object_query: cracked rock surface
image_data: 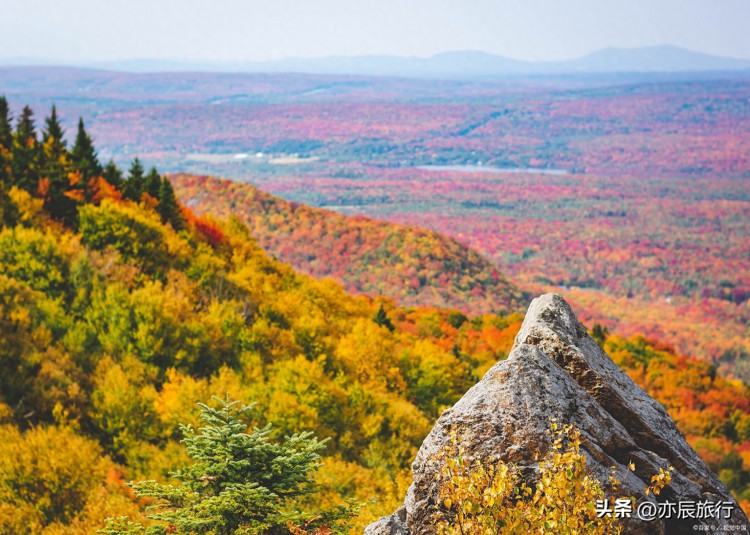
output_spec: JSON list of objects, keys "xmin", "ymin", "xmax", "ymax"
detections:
[{"xmin": 366, "ymin": 294, "xmax": 749, "ymax": 535}]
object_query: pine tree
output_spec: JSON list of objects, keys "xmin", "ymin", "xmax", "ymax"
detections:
[
  {"xmin": 123, "ymin": 158, "xmax": 145, "ymax": 201},
  {"xmin": 373, "ymin": 304, "xmax": 395, "ymax": 332},
  {"xmin": 71, "ymin": 117, "xmax": 102, "ymax": 182},
  {"xmin": 12, "ymin": 105, "xmax": 40, "ymax": 192},
  {"xmin": 0, "ymin": 179, "xmax": 17, "ymax": 228},
  {"xmin": 591, "ymin": 323, "xmax": 610, "ymax": 347},
  {"xmin": 0, "ymin": 96, "xmax": 12, "ymax": 149},
  {"xmin": 41, "ymin": 105, "xmax": 79, "ymax": 226},
  {"xmin": 100, "ymin": 396, "xmax": 360, "ymax": 535},
  {"xmin": 102, "ymin": 160, "xmax": 123, "ymax": 189},
  {"xmin": 144, "ymin": 166, "xmax": 161, "ymax": 199},
  {"xmin": 0, "ymin": 97, "xmax": 12, "ymax": 184},
  {"xmin": 157, "ymin": 176, "xmax": 184, "ymax": 230},
  {"xmin": 42, "ymin": 105, "xmax": 66, "ymax": 148}
]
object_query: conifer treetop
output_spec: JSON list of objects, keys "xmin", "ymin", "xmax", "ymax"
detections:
[{"xmin": 100, "ymin": 395, "xmax": 361, "ymax": 535}]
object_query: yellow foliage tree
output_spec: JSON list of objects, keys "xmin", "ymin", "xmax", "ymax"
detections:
[{"xmin": 0, "ymin": 424, "xmax": 142, "ymax": 534}]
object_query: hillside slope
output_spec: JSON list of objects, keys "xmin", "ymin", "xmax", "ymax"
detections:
[
  {"xmin": 0, "ymin": 185, "xmax": 526, "ymax": 532},
  {"xmin": 170, "ymin": 173, "xmax": 525, "ymax": 315}
]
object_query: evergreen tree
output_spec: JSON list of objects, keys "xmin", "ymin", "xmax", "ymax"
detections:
[
  {"xmin": 0, "ymin": 96, "xmax": 12, "ymax": 149},
  {"xmin": 102, "ymin": 160, "xmax": 123, "ymax": 189},
  {"xmin": 71, "ymin": 117, "xmax": 102, "ymax": 182},
  {"xmin": 157, "ymin": 176, "xmax": 184, "ymax": 230},
  {"xmin": 12, "ymin": 105, "xmax": 40, "ymax": 192},
  {"xmin": 144, "ymin": 166, "xmax": 162, "ymax": 199},
  {"xmin": 591, "ymin": 323, "xmax": 610, "ymax": 347},
  {"xmin": 100, "ymin": 396, "xmax": 359, "ymax": 535},
  {"xmin": 373, "ymin": 304, "xmax": 395, "ymax": 332},
  {"xmin": 0, "ymin": 179, "xmax": 17, "ymax": 228},
  {"xmin": 41, "ymin": 105, "xmax": 79, "ymax": 226},
  {"xmin": 0, "ymin": 97, "xmax": 12, "ymax": 184},
  {"xmin": 42, "ymin": 105, "xmax": 66, "ymax": 148},
  {"xmin": 123, "ymin": 158, "xmax": 145, "ymax": 201}
]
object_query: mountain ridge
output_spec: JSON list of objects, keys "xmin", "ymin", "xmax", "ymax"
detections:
[
  {"xmin": 3, "ymin": 45, "xmax": 749, "ymax": 77},
  {"xmin": 170, "ymin": 173, "xmax": 526, "ymax": 316}
]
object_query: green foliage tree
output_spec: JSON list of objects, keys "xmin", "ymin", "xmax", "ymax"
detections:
[
  {"xmin": 12, "ymin": 105, "xmax": 40, "ymax": 193},
  {"xmin": 373, "ymin": 304, "xmax": 395, "ymax": 332},
  {"xmin": 0, "ymin": 97, "xmax": 14, "ymax": 221},
  {"xmin": 41, "ymin": 105, "xmax": 80, "ymax": 226},
  {"xmin": 0, "ymin": 180, "xmax": 16, "ymax": 228},
  {"xmin": 103, "ymin": 160, "xmax": 124, "ymax": 189},
  {"xmin": 71, "ymin": 117, "xmax": 102, "ymax": 183},
  {"xmin": 42, "ymin": 105, "xmax": 66, "ymax": 148},
  {"xmin": 79, "ymin": 200, "xmax": 171, "ymax": 274},
  {"xmin": 591, "ymin": 323, "xmax": 610, "ymax": 347},
  {"xmin": 100, "ymin": 396, "xmax": 359, "ymax": 535},
  {"xmin": 124, "ymin": 158, "xmax": 145, "ymax": 201},
  {"xmin": 144, "ymin": 167, "xmax": 162, "ymax": 199},
  {"xmin": 0, "ymin": 225, "xmax": 71, "ymax": 299},
  {"xmin": 0, "ymin": 96, "xmax": 11, "ymax": 150},
  {"xmin": 91, "ymin": 357, "xmax": 160, "ymax": 458},
  {"xmin": 157, "ymin": 176, "xmax": 184, "ymax": 230},
  {"xmin": 446, "ymin": 311, "xmax": 468, "ymax": 329},
  {"xmin": 0, "ymin": 97, "xmax": 12, "ymax": 186}
]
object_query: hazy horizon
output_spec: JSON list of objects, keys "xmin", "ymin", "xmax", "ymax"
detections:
[
  {"xmin": 3, "ymin": 44, "xmax": 750, "ymax": 67},
  {"xmin": 3, "ymin": 0, "xmax": 750, "ymax": 64}
]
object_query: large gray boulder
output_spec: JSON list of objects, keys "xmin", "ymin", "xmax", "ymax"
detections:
[{"xmin": 366, "ymin": 294, "xmax": 749, "ymax": 534}]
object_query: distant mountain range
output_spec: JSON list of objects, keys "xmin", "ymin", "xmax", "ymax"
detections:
[{"xmin": 3, "ymin": 46, "xmax": 749, "ymax": 77}]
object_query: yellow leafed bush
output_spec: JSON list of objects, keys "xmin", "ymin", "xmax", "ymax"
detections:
[{"xmin": 433, "ymin": 422, "xmax": 629, "ymax": 535}]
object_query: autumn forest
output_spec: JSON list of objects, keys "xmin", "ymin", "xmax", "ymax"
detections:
[{"xmin": 0, "ymin": 66, "xmax": 748, "ymax": 534}]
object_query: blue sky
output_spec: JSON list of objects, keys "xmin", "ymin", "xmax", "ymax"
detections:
[{"xmin": 3, "ymin": 0, "xmax": 750, "ymax": 62}]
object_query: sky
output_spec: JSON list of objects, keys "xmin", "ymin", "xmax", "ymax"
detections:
[{"xmin": 2, "ymin": 0, "xmax": 750, "ymax": 63}]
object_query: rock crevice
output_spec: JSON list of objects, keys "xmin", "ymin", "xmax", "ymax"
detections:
[{"xmin": 366, "ymin": 294, "xmax": 750, "ymax": 535}]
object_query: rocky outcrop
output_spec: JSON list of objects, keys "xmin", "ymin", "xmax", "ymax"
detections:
[{"xmin": 367, "ymin": 294, "xmax": 750, "ymax": 534}]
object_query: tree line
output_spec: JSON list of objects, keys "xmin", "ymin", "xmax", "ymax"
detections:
[{"xmin": 0, "ymin": 97, "xmax": 182, "ymax": 230}]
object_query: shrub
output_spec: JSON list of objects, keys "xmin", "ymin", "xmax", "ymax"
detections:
[{"xmin": 433, "ymin": 421, "xmax": 671, "ymax": 535}]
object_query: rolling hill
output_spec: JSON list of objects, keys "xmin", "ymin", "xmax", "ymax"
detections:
[{"xmin": 170, "ymin": 173, "xmax": 525, "ymax": 315}]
